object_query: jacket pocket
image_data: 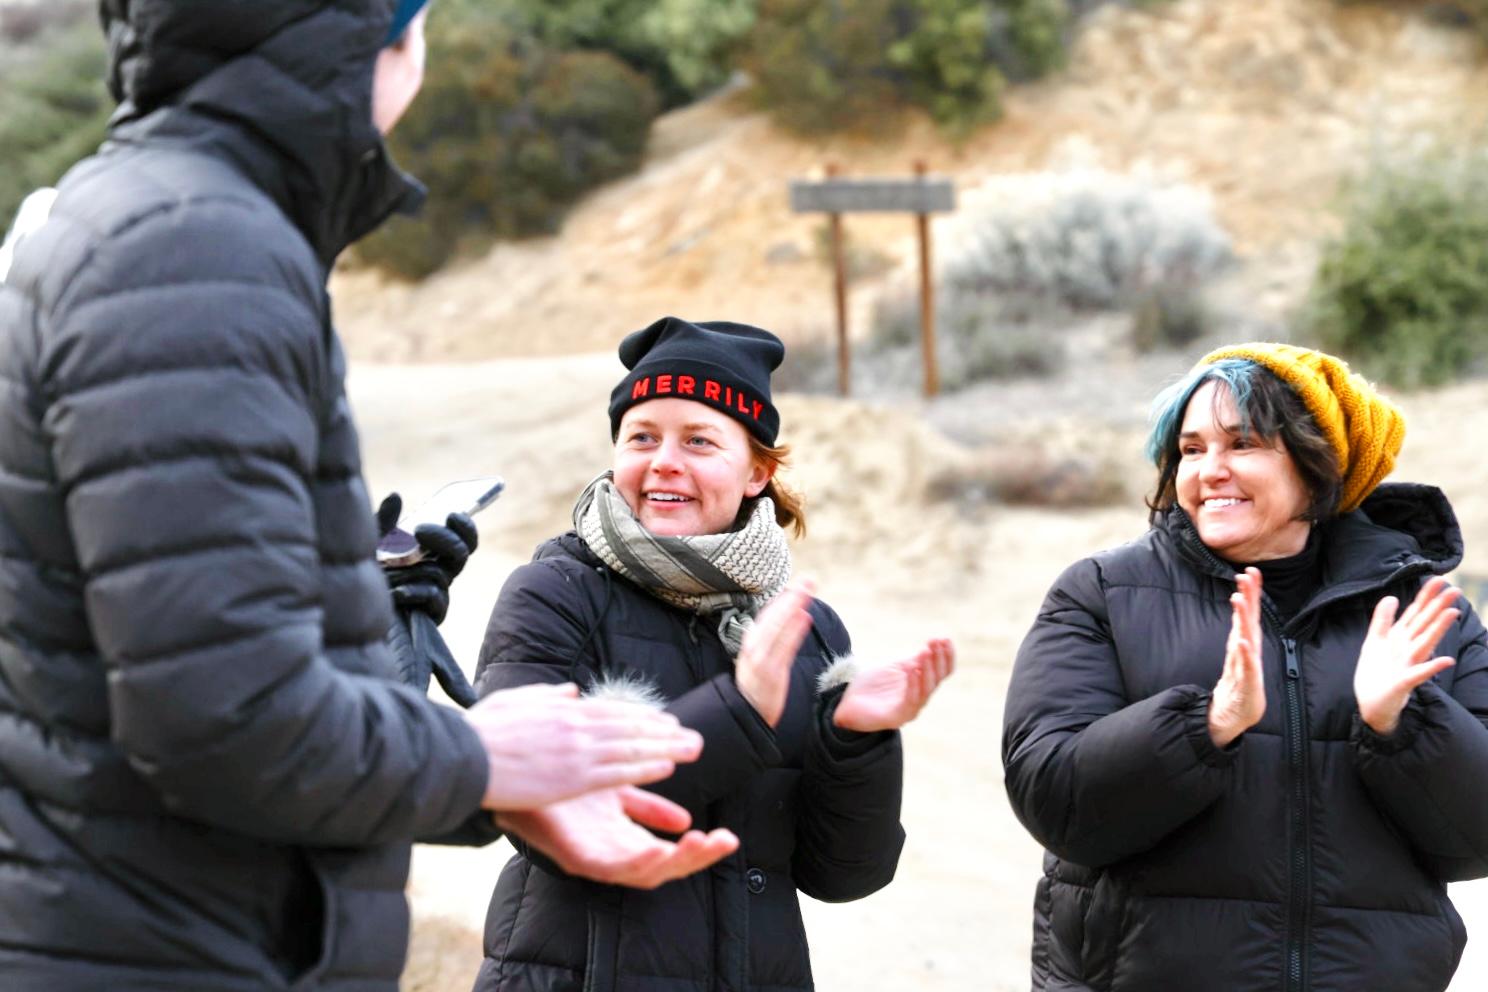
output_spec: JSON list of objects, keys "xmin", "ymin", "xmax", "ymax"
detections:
[{"xmin": 274, "ymin": 850, "xmax": 329, "ymax": 983}]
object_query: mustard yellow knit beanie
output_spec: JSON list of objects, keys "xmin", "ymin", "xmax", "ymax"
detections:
[{"xmin": 1198, "ymin": 343, "xmax": 1406, "ymax": 513}]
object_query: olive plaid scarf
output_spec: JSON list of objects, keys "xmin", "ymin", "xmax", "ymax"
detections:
[{"xmin": 572, "ymin": 473, "xmax": 792, "ymax": 656}]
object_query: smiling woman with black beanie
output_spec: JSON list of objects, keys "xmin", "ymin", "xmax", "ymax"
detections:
[{"xmin": 471, "ymin": 316, "xmax": 955, "ymax": 992}]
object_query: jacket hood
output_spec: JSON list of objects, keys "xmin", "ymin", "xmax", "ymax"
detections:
[
  {"xmin": 98, "ymin": 0, "xmax": 420, "ymax": 265},
  {"xmin": 1352, "ymin": 481, "xmax": 1463, "ymax": 573}
]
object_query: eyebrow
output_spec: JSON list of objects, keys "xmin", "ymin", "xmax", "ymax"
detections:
[
  {"xmin": 1179, "ymin": 424, "xmax": 1250, "ymax": 439},
  {"xmin": 624, "ymin": 420, "xmax": 724, "ymax": 434}
]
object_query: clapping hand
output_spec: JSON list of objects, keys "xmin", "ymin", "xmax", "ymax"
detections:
[
  {"xmin": 834, "ymin": 638, "xmax": 955, "ymax": 734},
  {"xmin": 734, "ymin": 580, "xmax": 815, "ymax": 728},
  {"xmin": 463, "ymin": 683, "xmax": 705, "ymax": 810},
  {"xmin": 497, "ymin": 786, "xmax": 738, "ymax": 890},
  {"xmin": 1208, "ymin": 567, "xmax": 1266, "ymax": 749},
  {"xmin": 1354, "ymin": 577, "xmax": 1460, "ymax": 735}
]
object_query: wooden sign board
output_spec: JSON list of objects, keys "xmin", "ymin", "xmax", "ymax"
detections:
[
  {"xmin": 789, "ymin": 167, "xmax": 956, "ymax": 398},
  {"xmin": 789, "ymin": 177, "xmax": 955, "ymax": 215}
]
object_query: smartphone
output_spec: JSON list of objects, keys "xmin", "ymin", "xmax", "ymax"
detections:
[{"xmin": 376, "ymin": 476, "xmax": 504, "ymax": 567}]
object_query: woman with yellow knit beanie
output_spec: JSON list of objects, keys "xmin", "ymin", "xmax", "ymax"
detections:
[{"xmin": 1003, "ymin": 343, "xmax": 1487, "ymax": 992}]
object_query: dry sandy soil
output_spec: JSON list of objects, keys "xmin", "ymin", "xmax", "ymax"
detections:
[{"xmin": 327, "ymin": 1, "xmax": 1488, "ymax": 988}]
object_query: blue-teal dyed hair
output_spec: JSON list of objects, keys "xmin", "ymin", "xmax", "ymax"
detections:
[
  {"xmin": 385, "ymin": 0, "xmax": 430, "ymax": 45},
  {"xmin": 1144, "ymin": 359, "xmax": 1261, "ymax": 466},
  {"xmin": 1144, "ymin": 358, "xmax": 1342, "ymax": 522}
]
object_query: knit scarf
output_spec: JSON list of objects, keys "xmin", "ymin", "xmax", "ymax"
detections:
[{"xmin": 572, "ymin": 473, "xmax": 792, "ymax": 657}]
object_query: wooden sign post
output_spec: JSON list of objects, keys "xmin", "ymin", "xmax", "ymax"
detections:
[{"xmin": 789, "ymin": 165, "xmax": 955, "ymax": 397}]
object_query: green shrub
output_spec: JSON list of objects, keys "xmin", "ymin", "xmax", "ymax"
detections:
[
  {"xmin": 1303, "ymin": 153, "xmax": 1488, "ymax": 388},
  {"xmin": 491, "ymin": 0, "xmax": 757, "ymax": 105},
  {"xmin": 745, "ymin": 0, "xmax": 905, "ymax": 135},
  {"xmin": 0, "ymin": 19, "xmax": 109, "ymax": 229},
  {"xmin": 1466, "ymin": 0, "xmax": 1488, "ymax": 30},
  {"xmin": 746, "ymin": 0, "xmax": 1071, "ymax": 136},
  {"xmin": 357, "ymin": 16, "xmax": 658, "ymax": 279},
  {"xmin": 992, "ymin": 0, "xmax": 1069, "ymax": 81},
  {"xmin": 887, "ymin": 0, "xmax": 1005, "ymax": 134}
]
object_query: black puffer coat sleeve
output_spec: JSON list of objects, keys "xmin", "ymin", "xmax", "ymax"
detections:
[
  {"xmin": 1352, "ymin": 598, "xmax": 1488, "ymax": 881},
  {"xmin": 792, "ymin": 604, "xmax": 906, "ymax": 902},
  {"xmin": 1003, "ymin": 557, "xmax": 1238, "ymax": 868},
  {"xmin": 45, "ymin": 208, "xmax": 488, "ymax": 847},
  {"xmin": 474, "ymin": 557, "xmax": 782, "ymax": 813}
]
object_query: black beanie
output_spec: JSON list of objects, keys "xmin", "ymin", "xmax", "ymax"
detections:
[{"xmin": 608, "ymin": 317, "xmax": 785, "ymax": 445}]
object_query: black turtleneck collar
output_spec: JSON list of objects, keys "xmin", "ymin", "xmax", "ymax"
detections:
[
  {"xmin": 1222, "ymin": 527, "xmax": 1324, "ymax": 624},
  {"xmin": 1160, "ymin": 482, "xmax": 1465, "ymax": 628}
]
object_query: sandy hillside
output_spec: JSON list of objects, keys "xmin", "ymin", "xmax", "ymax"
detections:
[{"xmin": 332, "ymin": 0, "xmax": 1488, "ymax": 365}]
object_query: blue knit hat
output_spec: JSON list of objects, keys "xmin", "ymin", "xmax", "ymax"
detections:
[{"xmin": 385, "ymin": 0, "xmax": 430, "ymax": 45}]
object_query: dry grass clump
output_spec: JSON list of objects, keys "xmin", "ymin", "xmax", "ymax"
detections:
[{"xmin": 927, "ymin": 443, "xmax": 1129, "ymax": 510}]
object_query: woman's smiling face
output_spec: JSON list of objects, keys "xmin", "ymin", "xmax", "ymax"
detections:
[
  {"xmin": 613, "ymin": 399, "xmax": 771, "ymax": 537},
  {"xmin": 1175, "ymin": 380, "xmax": 1313, "ymax": 562}
]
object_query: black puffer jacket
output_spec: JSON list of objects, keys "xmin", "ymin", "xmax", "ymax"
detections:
[
  {"xmin": 471, "ymin": 532, "xmax": 905, "ymax": 992},
  {"xmin": 0, "ymin": 3, "xmax": 489, "ymax": 989},
  {"xmin": 1003, "ymin": 483, "xmax": 1488, "ymax": 992}
]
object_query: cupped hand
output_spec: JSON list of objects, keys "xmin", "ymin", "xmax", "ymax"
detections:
[
  {"xmin": 833, "ymin": 638, "xmax": 955, "ymax": 733},
  {"xmin": 497, "ymin": 786, "xmax": 739, "ymax": 889},
  {"xmin": 734, "ymin": 580, "xmax": 815, "ymax": 727},
  {"xmin": 1354, "ymin": 576, "xmax": 1460, "ymax": 735},
  {"xmin": 463, "ymin": 682, "xmax": 704, "ymax": 810},
  {"xmin": 1209, "ymin": 567, "xmax": 1266, "ymax": 749}
]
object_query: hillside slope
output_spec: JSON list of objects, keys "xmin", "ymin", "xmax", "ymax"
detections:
[{"xmin": 331, "ymin": 0, "xmax": 1488, "ymax": 363}]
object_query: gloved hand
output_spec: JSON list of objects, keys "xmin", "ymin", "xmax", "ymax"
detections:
[
  {"xmin": 377, "ymin": 492, "xmax": 481, "ymax": 707},
  {"xmin": 376, "ymin": 492, "xmax": 478, "ymax": 626}
]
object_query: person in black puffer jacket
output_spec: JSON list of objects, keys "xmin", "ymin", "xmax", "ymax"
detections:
[
  {"xmin": 1003, "ymin": 343, "xmax": 1488, "ymax": 992},
  {"xmin": 0, "ymin": 4, "xmax": 730, "ymax": 989},
  {"xmin": 472, "ymin": 316, "xmax": 956, "ymax": 992}
]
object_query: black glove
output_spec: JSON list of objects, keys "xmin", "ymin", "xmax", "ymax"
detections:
[
  {"xmin": 377, "ymin": 492, "xmax": 480, "ymax": 707},
  {"xmin": 376, "ymin": 492, "xmax": 478, "ymax": 626}
]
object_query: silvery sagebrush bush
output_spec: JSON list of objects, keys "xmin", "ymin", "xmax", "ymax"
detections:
[{"xmin": 941, "ymin": 169, "xmax": 1232, "ymax": 309}]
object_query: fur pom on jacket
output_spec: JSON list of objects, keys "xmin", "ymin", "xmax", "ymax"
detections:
[{"xmin": 589, "ymin": 654, "xmax": 864, "ymax": 707}]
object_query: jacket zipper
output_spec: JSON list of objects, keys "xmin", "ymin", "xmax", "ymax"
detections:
[
  {"xmin": 1279, "ymin": 632, "xmax": 1310, "ymax": 992},
  {"xmin": 1185, "ymin": 529, "xmax": 1315, "ymax": 991}
]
